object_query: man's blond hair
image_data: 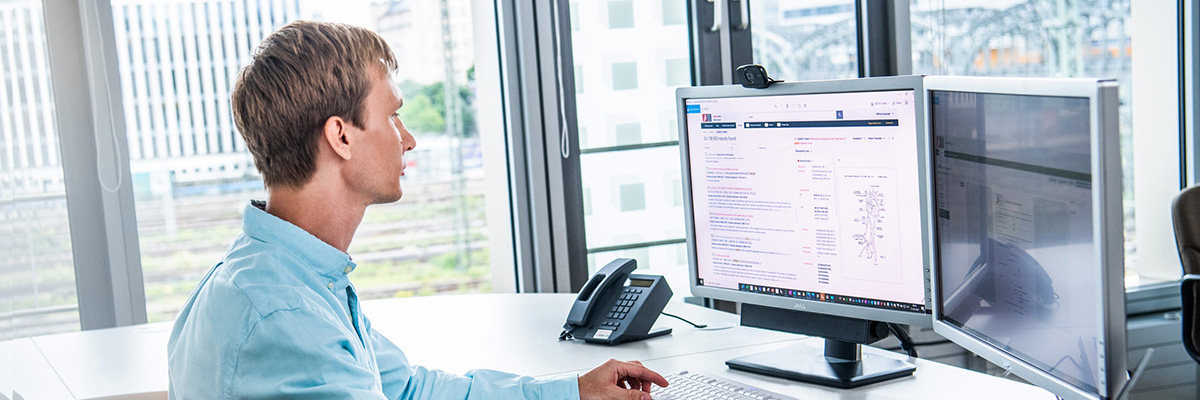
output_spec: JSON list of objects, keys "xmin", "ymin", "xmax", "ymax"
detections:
[{"xmin": 231, "ymin": 20, "xmax": 398, "ymax": 188}]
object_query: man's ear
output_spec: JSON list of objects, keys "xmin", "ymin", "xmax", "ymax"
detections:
[{"xmin": 323, "ymin": 116, "xmax": 353, "ymax": 161}]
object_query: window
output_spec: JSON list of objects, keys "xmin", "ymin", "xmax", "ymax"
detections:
[
  {"xmin": 574, "ymin": 65, "xmax": 583, "ymax": 94},
  {"xmin": 569, "ymin": 0, "xmax": 690, "ymax": 296},
  {"xmin": 108, "ymin": 0, "xmax": 507, "ymax": 323},
  {"xmin": 1, "ymin": 0, "xmax": 81, "ymax": 337},
  {"xmin": 583, "ymin": 187, "xmax": 593, "ymax": 216},
  {"xmin": 618, "ymin": 182, "xmax": 646, "ymax": 212},
  {"xmin": 659, "ymin": 115, "xmax": 678, "ymax": 141},
  {"xmin": 661, "ymin": 0, "xmax": 685, "ymax": 26},
  {"xmin": 664, "ymin": 58, "xmax": 689, "ymax": 87},
  {"xmin": 607, "ymin": 0, "xmax": 634, "ymax": 29},
  {"xmin": 908, "ymin": 0, "xmax": 1164, "ymax": 286},
  {"xmin": 750, "ymin": 0, "xmax": 858, "ymax": 81},
  {"xmin": 611, "ymin": 61, "xmax": 639, "ymax": 90},
  {"xmin": 588, "ymin": 242, "xmax": 689, "ymax": 299},
  {"xmin": 570, "ymin": 3, "xmax": 579, "ymax": 32},
  {"xmin": 614, "ymin": 122, "xmax": 641, "ymax": 145},
  {"xmin": 669, "ymin": 177, "xmax": 682, "ymax": 207}
]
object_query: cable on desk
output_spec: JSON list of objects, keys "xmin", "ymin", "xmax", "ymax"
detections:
[
  {"xmin": 881, "ymin": 339, "xmax": 951, "ymax": 350},
  {"xmin": 887, "ymin": 323, "xmax": 918, "ymax": 358},
  {"xmin": 661, "ymin": 312, "xmax": 707, "ymax": 328}
]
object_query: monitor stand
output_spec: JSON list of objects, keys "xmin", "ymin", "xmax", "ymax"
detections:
[
  {"xmin": 731, "ymin": 303, "xmax": 918, "ymax": 389},
  {"xmin": 726, "ymin": 339, "xmax": 915, "ymax": 389}
]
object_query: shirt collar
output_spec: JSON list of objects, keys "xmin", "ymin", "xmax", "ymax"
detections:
[{"xmin": 242, "ymin": 200, "xmax": 356, "ymax": 282}]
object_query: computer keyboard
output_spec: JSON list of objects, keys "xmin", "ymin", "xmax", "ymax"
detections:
[{"xmin": 652, "ymin": 370, "xmax": 799, "ymax": 400}]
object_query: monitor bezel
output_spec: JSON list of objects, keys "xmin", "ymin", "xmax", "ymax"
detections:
[
  {"xmin": 924, "ymin": 76, "xmax": 1127, "ymax": 400},
  {"xmin": 676, "ymin": 75, "xmax": 934, "ymax": 328}
]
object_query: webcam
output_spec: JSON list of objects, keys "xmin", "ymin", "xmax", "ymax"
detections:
[{"xmin": 736, "ymin": 64, "xmax": 780, "ymax": 89}]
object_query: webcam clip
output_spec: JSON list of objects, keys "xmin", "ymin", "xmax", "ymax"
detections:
[{"xmin": 736, "ymin": 64, "xmax": 781, "ymax": 89}]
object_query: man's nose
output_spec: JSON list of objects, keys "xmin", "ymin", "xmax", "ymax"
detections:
[
  {"xmin": 403, "ymin": 129, "xmax": 417, "ymax": 152},
  {"xmin": 396, "ymin": 119, "xmax": 417, "ymax": 152}
]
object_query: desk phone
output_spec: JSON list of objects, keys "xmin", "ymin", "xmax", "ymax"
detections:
[{"xmin": 561, "ymin": 258, "xmax": 672, "ymax": 345}]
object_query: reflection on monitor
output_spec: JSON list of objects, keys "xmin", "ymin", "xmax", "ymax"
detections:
[
  {"xmin": 929, "ymin": 77, "xmax": 1127, "ymax": 400},
  {"xmin": 677, "ymin": 76, "xmax": 932, "ymax": 389}
]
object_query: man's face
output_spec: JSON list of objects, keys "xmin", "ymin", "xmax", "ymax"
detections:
[{"xmin": 346, "ymin": 69, "xmax": 416, "ymax": 204}]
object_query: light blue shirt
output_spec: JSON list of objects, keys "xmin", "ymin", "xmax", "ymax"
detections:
[{"xmin": 168, "ymin": 201, "xmax": 579, "ymax": 399}]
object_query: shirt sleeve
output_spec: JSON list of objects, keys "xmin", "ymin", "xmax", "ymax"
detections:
[
  {"xmin": 370, "ymin": 321, "xmax": 580, "ymax": 400},
  {"xmin": 230, "ymin": 308, "xmax": 389, "ymax": 400}
]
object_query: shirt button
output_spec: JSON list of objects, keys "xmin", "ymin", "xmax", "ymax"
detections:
[
  {"xmin": 344, "ymin": 265, "xmax": 353, "ymax": 274},
  {"xmin": 327, "ymin": 281, "xmax": 335, "ymax": 289}
]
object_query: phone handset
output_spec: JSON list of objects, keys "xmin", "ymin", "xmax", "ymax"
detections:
[{"xmin": 565, "ymin": 258, "xmax": 636, "ymax": 327}]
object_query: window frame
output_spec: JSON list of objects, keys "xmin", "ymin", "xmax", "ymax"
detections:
[
  {"xmin": 43, "ymin": 0, "xmax": 147, "ymax": 330},
  {"xmin": 493, "ymin": 0, "xmax": 588, "ymax": 293},
  {"xmin": 1129, "ymin": 0, "xmax": 1187, "ymax": 286}
]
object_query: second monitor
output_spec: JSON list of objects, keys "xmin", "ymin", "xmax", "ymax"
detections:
[{"xmin": 677, "ymin": 75, "xmax": 932, "ymax": 388}]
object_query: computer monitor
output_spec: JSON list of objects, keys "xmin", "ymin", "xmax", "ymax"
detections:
[
  {"xmin": 926, "ymin": 76, "xmax": 1127, "ymax": 400},
  {"xmin": 676, "ymin": 76, "xmax": 933, "ymax": 388}
]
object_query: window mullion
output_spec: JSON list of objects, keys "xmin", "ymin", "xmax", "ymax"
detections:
[
  {"xmin": 728, "ymin": 0, "xmax": 753, "ymax": 79},
  {"xmin": 502, "ymin": 0, "xmax": 587, "ymax": 293},
  {"xmin": 42, "ymin": 0, "xmax": 146, "ymax": 329},
  {"xmin": 690, "ymin": 0, "xmax": 728, "ymax": 85},
  {"xmin": 857, "ymin": 0, "xmax": 910, "ymax": 78},
  {"xmin": 1186, "ymin": 0, "xmax": 1199, "ymax": 185}
]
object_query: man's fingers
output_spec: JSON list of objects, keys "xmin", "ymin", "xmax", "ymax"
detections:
[
  {"xmin": 635, "ymin": 377, "xmax": 651, "ymax": 391},
  {"xmin": 622, "ymin": 388, "xmax": 651, "ymax": 400},
  {"xmin": 618, "ymin": 362, "xmax": 669, "ymax": 388},
  {"xmin": 580, "ymin": 360, "xmax": 664, "ymax": 399}
]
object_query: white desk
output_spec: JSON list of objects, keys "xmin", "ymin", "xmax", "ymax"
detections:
[
  {"xmin": 363, "ymin": 294, "xmax": 1053, "ymax": 400},
  {"xmin": 15, "ymin": 293, "xmax": 1054, "ymax": 399},
  {"xmin": 28, "ymin": 323, "xmax": 171, "ymax": 400},
  {"xmin": 360, "ymin": 293, "xmax": 797, "ymax": 377},
  {"xmin": 6, "ymin": 338, "xmax": 75, "ymax": 399}
]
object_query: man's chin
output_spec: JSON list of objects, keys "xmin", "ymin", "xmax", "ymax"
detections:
[{"xmin": 374, "ymin": 190, "xmax": 403, "ymax": 205}]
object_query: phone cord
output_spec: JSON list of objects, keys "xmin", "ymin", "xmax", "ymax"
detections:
[{"xmin": 661, "ymin": 312, "xmax": 708, "ymax": 329}]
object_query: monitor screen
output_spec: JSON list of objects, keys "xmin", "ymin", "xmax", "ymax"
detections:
[
  {"xmin": 683, "ymin": 89, "xmax": 927, "ymax": 314},
  {"xmin": 931, "ymin": 90, "xmax": 1107, "ymax": 395}
]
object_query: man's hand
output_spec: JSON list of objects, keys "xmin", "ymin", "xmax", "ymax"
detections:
[{"xmin": 578, "ymin": 359, "xmax": 669, "ymax": 400}]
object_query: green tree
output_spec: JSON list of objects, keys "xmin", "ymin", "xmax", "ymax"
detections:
[
  {"xmin": 396, "ymin": 69, "xmax": 477, "ymax": 137},
  {"xmin": 398, "ymin": 92, "xmax": 444, "ymax": 134}
]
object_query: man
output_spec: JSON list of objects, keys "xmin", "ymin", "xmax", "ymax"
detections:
[{"xmin": 167, "ymin": 20, "xmax": 668, "ymax": 399}]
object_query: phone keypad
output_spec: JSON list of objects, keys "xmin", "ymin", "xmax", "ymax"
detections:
[{"xmin": 607, "ymin": 288, "xmax": 644, "ymax": 322}]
